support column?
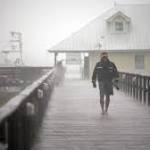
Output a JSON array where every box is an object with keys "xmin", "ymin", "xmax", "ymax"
[{"xmin": 54, "ymin": 52, "xmax": 58, "ymax": 66}]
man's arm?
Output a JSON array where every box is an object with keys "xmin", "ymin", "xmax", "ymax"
[
  {"xmin": 112, "ymin": 63, "xmax": 119, "ymax": 90},
  {"xmin": 92, "ymin": 63, "xmax": 98, "ymax": 88},
  {"xmin": 112, "ymin": 63, "xmax": 119, "ymax": 78}
]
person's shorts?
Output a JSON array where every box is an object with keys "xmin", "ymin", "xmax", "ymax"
[{"xmin": 98, "ymin": 80, "xmax": 113, "ymax": 96}]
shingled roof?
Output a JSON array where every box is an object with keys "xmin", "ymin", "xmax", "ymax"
[{"xmin": 48, "ymin": 4, "xmax": 150, "ymax": 52}]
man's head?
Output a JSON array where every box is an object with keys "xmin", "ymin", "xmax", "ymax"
[{"xmin": 100, "ymin": 52, "xmax": 108, "ymax": 62}]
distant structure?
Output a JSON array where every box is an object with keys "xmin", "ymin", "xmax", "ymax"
[
  {"xmin": 48, "ymin": 4, "xmax": 150, "ymax": 78},
  {"xmin": 0, "ymin": 31, "xmax": 24, "ymax": 66}
]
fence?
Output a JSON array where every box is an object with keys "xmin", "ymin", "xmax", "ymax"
[
  {"xmin": 119, "ymin": 72, "xmax": 150, "ymax": 105},
  {"xmin": 0, "ymin": 67, "xmax": 59, "ymax": 150}
]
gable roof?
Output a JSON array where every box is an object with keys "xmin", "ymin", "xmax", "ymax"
[
  {"xmin": 106, "ymin": 11, "xmax": 131, "ymax": 23},
  {"xmin": 48, "ymin": 4, "xmax": 150, "ymax": 53}
]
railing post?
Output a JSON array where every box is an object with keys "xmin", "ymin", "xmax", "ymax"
[
  {"xmin": 8, "ymin": 109, "xmax": 25, "ymax": 150},
  {"xmin": 128, "ymin": 74, "xmax": 132, "ymax": 96},
  {"xmin": 143, "ymin": 77, "xmax": 146, "ymax": 104},
  {"xmin": 131, "ymin": 74, "xmax": 134, "ymax": 97},
  {"xmin": 133, "ymin": 76, "xmax": 136, "ymax": 99},
  {"xmin": 123, "ymin": 73, "xmax": 126, "ymax": 92},
  {"xmin": 0, "ymin": 121, "xmax": 8, "ymax": 150},
  {"xmin": 139, "ymin": 75, "xmax": 142, "ymax": 102},
  {"xmin": 126, "ymin": 74, "xmax": 129, "ymax": 95},
  {"xmin": 148, "ymin": 78, "xmax": 150, "ymax": 106},
  {"xmin": 129, "ymin": 74, "xmax": 132, "ymax": 96},
  {"xmin": 135, "ymin": 75, "xmax": 139, "ymax": 100}
]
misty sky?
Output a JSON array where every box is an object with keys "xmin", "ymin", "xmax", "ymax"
[{"xmin": 0, "ymin": 0, "xmax": 150, "ymax": 66}]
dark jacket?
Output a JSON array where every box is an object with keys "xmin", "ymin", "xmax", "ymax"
[{"xmin": 92, "ymin": 60, "xmax": 119, "ymax": 82}]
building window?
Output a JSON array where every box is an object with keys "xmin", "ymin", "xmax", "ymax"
[
  {"xmin": 135, "ymin": 55, "xmax": 144, "ymax": 70},
  {"xmin": 115, "ymin": 21, "xmax": 124, "ymax": 31}
]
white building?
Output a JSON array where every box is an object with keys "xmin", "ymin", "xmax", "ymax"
[{"xmin": 49, "ymin": 4, "xmax": 150, "ymax": 78}]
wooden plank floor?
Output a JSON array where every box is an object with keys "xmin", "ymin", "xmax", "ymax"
[{"xmin": 32, "ymin": 80, "xmax": 150, "ymax": 150}]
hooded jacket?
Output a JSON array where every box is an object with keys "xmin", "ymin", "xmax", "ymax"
[{"xmin": 92, "ymin": 60, "xmax": 119, "ymax": 82}]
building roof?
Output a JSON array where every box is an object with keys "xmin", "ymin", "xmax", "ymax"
[
  {"xmin": 106, "ymin": 11, "xmax": 131, "ymax": 23},
  {"xmin": 48, "ymin": 4, "xmax": 150, "ymax": 53}
]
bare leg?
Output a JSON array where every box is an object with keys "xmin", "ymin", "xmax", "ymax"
[
  {"xmin": 100, "ymin": 95, "xmax": 105, "ymax": 114},
  {"xmin": 105, "ymin": 95, "xmax": 110, "ymax": 113}
]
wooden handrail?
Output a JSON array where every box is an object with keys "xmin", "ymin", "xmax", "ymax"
[
  {"xmin": 0, "ymin": 64, "xmax": 65, "ymax": 150},
  {"xmin": 119, "ymin": 72, "xmax": 150, "ymax": 105},
  {"xmin": 0, "ymin": 69, "xmax": 54, "ymax": 124}
]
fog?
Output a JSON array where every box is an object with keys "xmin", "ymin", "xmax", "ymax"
[{"xmin": 0, "ymin": 0, "xmax": 150, "ymax": 66}]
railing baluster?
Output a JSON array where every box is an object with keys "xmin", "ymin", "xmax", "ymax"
[
  {"xmin": 118, "ymin": 72, "xmax": 150, "ymax": 106},
  {"xmin": 143, "ymin": 77, "xmax": 146, "ymax": 104},
  {"xmin": 148, "ymin": 78, "xmax": 150, "ymax": 106}
]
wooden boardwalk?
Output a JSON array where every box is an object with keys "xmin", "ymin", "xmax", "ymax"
[{"xmin": 32, "ymin": 80, "xmax": 150, "ymax": 150}]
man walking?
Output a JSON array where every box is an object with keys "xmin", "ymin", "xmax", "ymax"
[{"xmin": 92, "ymin": 52, "xmax": 119, "ymax": 114}]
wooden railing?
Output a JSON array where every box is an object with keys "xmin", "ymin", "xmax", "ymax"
[
  {"xmin": 0, "ymin": 68, "xmax": 59, "ymax": 150},
  {"xmin": 119, "ymin": 72, "xmax": 150, "ymax": 105}
]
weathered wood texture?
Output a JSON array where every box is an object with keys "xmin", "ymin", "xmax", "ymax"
[{"xmin": 33, "ymin": 80, "xmax": 150, "ymax": 150}]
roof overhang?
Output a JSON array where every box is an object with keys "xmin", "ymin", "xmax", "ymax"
[
  {"xmin": 48, "ymin": 49, "xmax": 101, "ymax": 53},
  {"xmin": 48, "ymin": 49, "xmax": 150, "ymax": 53}
]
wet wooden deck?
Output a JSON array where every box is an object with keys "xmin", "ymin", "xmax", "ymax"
[{"xmin": 32, "ymin": 80, "xmax": 150, "ymax": 150}]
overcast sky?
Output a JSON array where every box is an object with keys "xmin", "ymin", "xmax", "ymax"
[{"xmin": 0, "ymin": 0, "xmax": 150, "ymax": 66}]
